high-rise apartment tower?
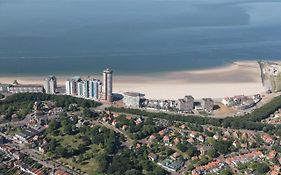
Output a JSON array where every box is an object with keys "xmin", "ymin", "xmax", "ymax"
[{"xmin": 103, "ymin": 68, "xmax": 113, "ymax": 102}]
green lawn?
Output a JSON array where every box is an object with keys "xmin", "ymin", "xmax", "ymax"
[
  {"xmin": 47, "ymin": 132, "xmax": 84, "ymax": 149},
  {"xmin": 60, "ymin": 135, "xmax": 83, "ymax": 148},
  {"xmin": 59, "ymin": 144, "xmax": 103, "ymax": 175},
  {"xmin": 50, "ymin": 133, "xmax": 104, "ymax": 175}
]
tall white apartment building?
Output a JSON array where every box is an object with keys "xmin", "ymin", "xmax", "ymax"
[
  {"xmin": 103, "ymin": 68, "xmax": 113, "ymax": 102},
  {"xmin": 44, "ymin": 76, "xmax": 57, "ymax": 94},
  {"xmin": 89, "ymin": 79, "xmax": 102, "ymax": 99},
  {"xmin": 77, "ymin": 81, "xmax": 85, "ymax": 97},
  {"xmin": 65, "ymin": 77, "xmax": 81, "ymax": 96}
]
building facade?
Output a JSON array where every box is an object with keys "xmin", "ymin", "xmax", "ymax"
[
  {"xmin": 89, "ymin": 79, "xmax": 102, "ymax": 100},
  {"xmin": 77, "ymin": 81, "xmax": 85, "ymax": 97},
  {"xmin": 65, "ymin": 77, "xmax": 103, "ymax": 100},
  {"xmin": 83, "ymin": 80, "xmax": 90, "ymax": 98},
  {"xmin": 65, "ymin": 80, "xmax": 71, "ymax": 95},
  {"xmin": 177, "ymin": 95, "xmax": 194, "ymax": 112},
  {"xmin": 8, "ymin": 85, "xmax": 44, "ymax": 94},
  {"xmin": 202, "ymin": 98, "xmax": 214, "ymax": 113},
  {"xmin": 0, "ymin": 84, "xmax": 10, "ymax": 93},
  {"xmin": 65, "ymin": 77, "xmax": 81, "ymax": 96},
  {"xmin": 123, "ymin": 92, "xmax": 145, "ymax": 108},
  {"xmin": 44, "ymin": 76, "xmax": 57, "ymax": 94},
  {"xmin": 103, "ymin": 68, "xmax": 113, "ymax": 102},
  {"xmin": 64, "ymin": 70, "xmax": 113, "ymax": 102}
]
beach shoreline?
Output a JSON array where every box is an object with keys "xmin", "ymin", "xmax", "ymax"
[{"xmin": 0, "ymin": 60, "xmax": 266, "ymax": 100}]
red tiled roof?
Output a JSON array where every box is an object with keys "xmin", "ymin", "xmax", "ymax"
[
  {"xmin": 55, "ymin": 169, "xmax": 70, "ymax": 175},
  {"xmin": 271, "ymin": 166, "xmax": 280, "ymax": 175},
  {"xmin": 194, "ymin": 160, "xmax": 221, "ymax": 172},
  {"xmin": 225, "ymin": 151, "xmax": 263, "ymax": 165},
  {"xmin": 268, "ymin": 150, "xmax": 277, "ymax": 159}
]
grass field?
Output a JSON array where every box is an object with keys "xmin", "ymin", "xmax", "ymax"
[
  {"xmin": 59, "ymin": 144, "xmax": 103, "ymax": 175},
  {"xmin": 48, "ymin": 133, "xmax": 104, "ymax": 175}
]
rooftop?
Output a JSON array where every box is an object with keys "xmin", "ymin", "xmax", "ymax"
[
  {"xmin": 103, "ymin": 68, "xmax": 113, "ymax": 73},
  {"xmin": 10, "ymin": 84, "xmax": 43, "ymax": 88},
  {"xmin": 124, "ymin": 92, "xmax": 145, "ymax": 97}
]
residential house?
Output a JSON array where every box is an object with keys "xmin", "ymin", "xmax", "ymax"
[
  {"xmin": 225, "ymin": 151, "xmax": 263, "ymax": 167},
  {"xmin": 148, "ymin": 153, "xmax": 158, "ymax": 162},
  {"xmin": 163, "ymin": 135, "xmax": 170, "ymax": 144},
  {"xmin": 55, "ymin": 169, "xmax": 71, "ymax": 175},
  {"xmin": 157, "ymin": 158, "xmax": 184, "ymax": 172},
  {"xmin": 270, "ymin": 166, "xmax": 280, "ymax": 175},
  {"xmin": 268, "ymin": 150, "xmax": 277, "ymax": 160},
  {"xmin": 38, "ymin": 142, "xmax": 48, "ymax": 154},
  {"xmin": 192, "ymin": 160, "xmax": 225, "ymax": 175}
]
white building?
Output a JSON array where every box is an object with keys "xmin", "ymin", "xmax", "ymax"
[
  {"xmin": 65, "ymin": 76, "xmax": 104, "ymax": 100},
  {"xmin": 65, "ymin": 77, "xmax": 81, "ymax": 96},
  {"xmin": 65, "ymin": 80, "xmax": 71, "ymax": 95},
  {"xmin": 77, "ymin": 81, "xmax": 85, "ymax": 97},
  {"xmin": 8, "ymin": 85, "xmax": 43, "ymax": 94},
  {"xmin": 83, "ymin": 80, "xmax": 89, "ymax": 98},
  {"xmin": 103, "ymin": 68, "xmax": 113, "ymax": 102},
  {"xmin": 44, "ymin": 76, "xmax": 57, "ymax": 94},
  {"xmin": 89, "ymin": 79, "xmax": 102, "ymax": 100},
  {"xmin": 123, "ymin": 92, "xmax": 145, "ymax": 108},
  {"xmin": 0, "ymin": 84, "xmax": 10, "ymax": 93}
]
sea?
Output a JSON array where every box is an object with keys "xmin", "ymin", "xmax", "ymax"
[{"xmin": 0, "ymin": 0, "xmax": 281, "ymax": 76}]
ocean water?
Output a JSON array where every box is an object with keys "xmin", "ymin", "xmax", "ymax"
[{"xmin": 0, "ymin": 0, "xmax": 281, "ymax": 76}]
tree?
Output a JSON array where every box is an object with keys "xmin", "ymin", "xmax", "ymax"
[
  {"xmin": 255, "ymin": 163, "xmax": 270, "ymax": 174},
  {"xmin": 220, "ymin": 169, "xmax": 233, "ymax": 175},
  {"xmin": 139, "ymin": 159, "xmax": 152, "ymax": 171},
  {"xmin": 47, "ymin": 119, "xmax": 59, "ymax": 134},
  {"xmin": 207, "ymin": 148, "xmax": 219, "ymax": 159},
  {"xmin": 151, "ymin": 167, "xmax": 167, "ymax": 175},
  {"xmin": 213, "ymin": 140, "xmax": 232, "ymax": 155},
  {"xmin": 48, "ymin": 139, "xmax": 58, "ymax": 151},
  {"xmin": 96, "ymin": 153, "xmax": 108, "ymax": 173},
  {"xmin": 55, "ymin": 146, "xmax": 68, "ymax": 157},
  {"xmin": 125, "ymin": 169, "xmax": 141, "ymax": 175},
  {"xmin": 197, "ymin": 155, "xmax": 209, "ymax": 166},
  {"xmin": 83, "ymin": 108, "xmax": 94, "ymax": 118},
  {"xmin": 6, "ymin": 106, "xmax": 14, "ymax": 116},
  {"xmin": 81, "ymin": 101, "xmax": 90, "ymax": 108},
  {"xmin": 276, "ymin": 128, "xmax": 281, "ymax": 136},
  {"xmin": 107, "ymin": 151, "xmax": 133, "ymax": 174},
  {"xmin": 186, "ymin": 146, "xmax": 199, "ymax": 157},
  {"xmin": 204, "ymin": 130, "xmax": 214, "ymax": 137},
  {"xmin": 176, "ymin": 143, "xmax": 188, "ymax": 152},
  {"xmin": 65, "ymin": 124, "xmax": 73, "ymax": 134}
]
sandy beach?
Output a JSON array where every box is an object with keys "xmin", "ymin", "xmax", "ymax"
[{"xmin": 0, "ymin": 61, "xmax": 265, "ymax": 100}]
